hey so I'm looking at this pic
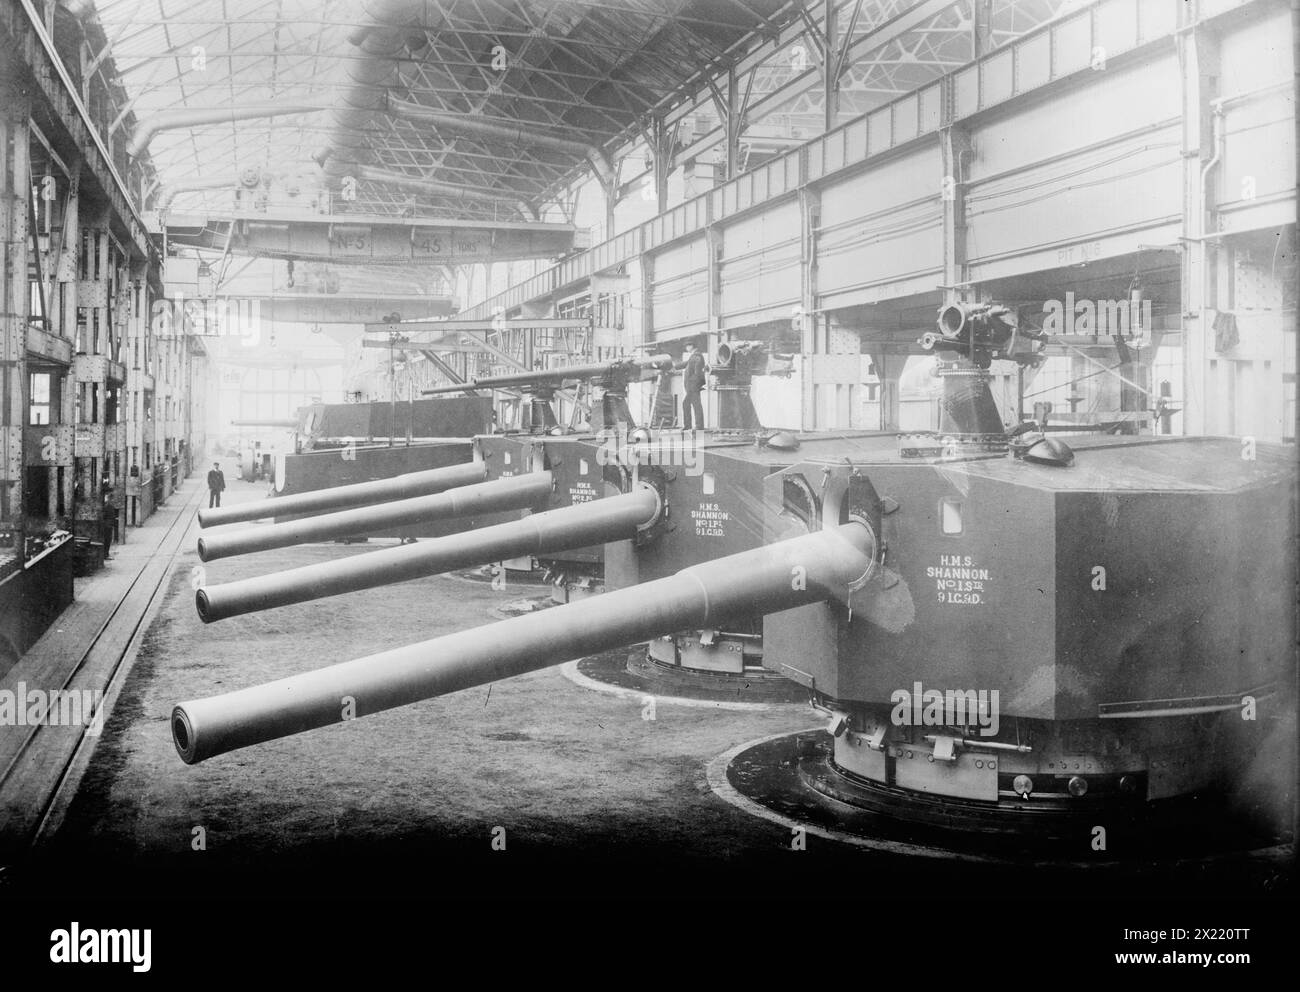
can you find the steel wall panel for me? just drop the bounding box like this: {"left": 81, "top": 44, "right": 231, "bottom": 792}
{"left": 649, "top": 237, "right": 709, "bottom": 338}
{"left": 1215, "top": 7, "right": 1294, "bottom": 223}
{"left": 815, "top": 145, "right": 943, "bottom": 308}
{"left": 718, "top": 200, "right": 801, "bottom": 328}
{"left": 965, "top": 56, "right": 1183, "bottom": 279}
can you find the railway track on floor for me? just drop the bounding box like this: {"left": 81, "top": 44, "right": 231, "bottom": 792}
{"left": 0, "top": 479, "right": 204, "bottom": 855}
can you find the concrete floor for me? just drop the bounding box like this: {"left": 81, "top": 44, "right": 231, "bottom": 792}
{"left": 10, "top": 480, "right": 1295, "bottom": 902}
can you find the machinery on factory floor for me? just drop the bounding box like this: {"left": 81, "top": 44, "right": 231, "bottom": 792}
{"left": 425, "top": 353, "right": 675, "bottom": 603}
{"left": 740, "top": 431, "right": 1292, "bottom": 855}
{"left": 194, "top": 339, "right": 851, "bottom": 698}
{"left": 432, "top": 342, "right": 795, "bottom": 604}
{"left": 253, "top": 357, "right": 667, "bottom": 546}
{"left": 261, "top": 397, "right": 492, "bottom": 540}
{"left": 178, "top": 302, "right": 1296, "bottom": 861}
{"left": 290, "top": 397, "right": 493, "bottom": 455}
{"left": 422, "top": 353, "right": 674, "bottom": 433}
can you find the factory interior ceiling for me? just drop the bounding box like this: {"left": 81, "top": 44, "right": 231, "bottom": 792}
{"left": 85, "top": 0, "right": 1072, "bottom": 224}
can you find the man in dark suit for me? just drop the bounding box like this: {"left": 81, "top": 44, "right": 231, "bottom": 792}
{"left": 207, "top": 462, "right": 226, "bottom": 508}
{"left": 101, "top": 484, "right": 117, "bottom": 560}
{"left": 682, "top": 342, "right": 707, "bottom": 430}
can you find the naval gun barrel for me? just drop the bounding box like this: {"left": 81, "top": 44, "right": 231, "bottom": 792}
{"left": 420, "top": 354, "right": 673, "bottom": 395}
{"left": 197, "top": 462, "right": 487, "bottom": 528}
{"left": 196, "top": 485, "right": 662, "bottom": 622}
{"left": 920, "top": 302, "right": 1041, "bottom": 367}
{"left": 713, "top": 340, "right": 794, "bottom": 377}
{"left": 196, "top": 471, "right": 553, "bottom": 562}
{"left": 172, "top": 522, "right": 873, "bottom": 763}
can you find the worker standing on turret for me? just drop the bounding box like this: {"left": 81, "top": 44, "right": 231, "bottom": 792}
{"left": 682, "top": 342, "right": 707, "bottom": 431}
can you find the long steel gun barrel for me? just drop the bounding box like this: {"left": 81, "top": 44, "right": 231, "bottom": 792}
{"left": 172, "top": 521, "right": 873, "bottom": 764}
{"left": 197, "top": 462, "right": 486, "bottom": 528}
{"left": 420, "top": 354, "right": 672, "bottom": 395}
{"left": 196, "top": 471, "right": 553, "bottom": 561}
{"left": 196, "top": 484, "right": 662, "bottom": 622}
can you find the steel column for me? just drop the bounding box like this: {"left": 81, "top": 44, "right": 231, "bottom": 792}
{"left": 1178, "top": 11, "right": 1222, "bottom": 435}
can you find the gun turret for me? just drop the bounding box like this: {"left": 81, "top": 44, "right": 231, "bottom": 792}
{"left": 921, "top": 303, "right": 1043, "bottom": 369}
{"left": 916, "top": 303, "right": 1046, "bottom": 443}
{"left": 421, "top": 355, "right": 674, "bottom": 432}
{"left": 710, "top": 340, "right": 796, "bottom": 431}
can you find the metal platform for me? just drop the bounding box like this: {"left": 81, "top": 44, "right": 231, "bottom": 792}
{"left": 717, "top": 730, "right": 1294, "bottom": 864}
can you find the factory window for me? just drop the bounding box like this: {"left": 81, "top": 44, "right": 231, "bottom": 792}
{"left": 940, "top": 499, "right": 963, "bottom": 535}
{"left": 28, "top": 372, "right": 51, "bottom": 425}
{"left": 237, "top": 367, "right": 322, "bottom": 422}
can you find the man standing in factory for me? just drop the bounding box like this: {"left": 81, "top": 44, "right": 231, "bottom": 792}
{"left": 207, "top": 462, "right": 226, "bottom": 509}
{"left": 100, "top": 483, "right": 117, "bottom": 561}
{"left": 682, "top": 341, "right": 708, "bottom": 431}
